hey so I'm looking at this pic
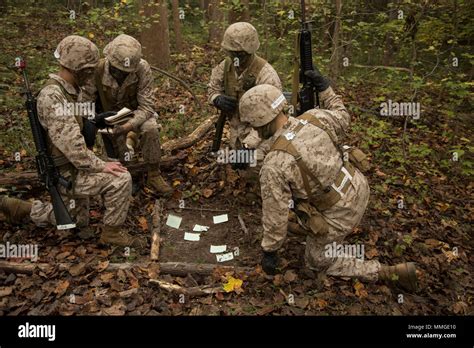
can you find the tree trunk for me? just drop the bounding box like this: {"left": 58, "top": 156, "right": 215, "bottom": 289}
{"left": 329, "top": 0, "right": 342, "bottom": 84}
{"left": 208, "top": 0, "right": 224, "bottom": 44}
{"left": 171, "top": 0, "right": 183, "bottom": 52}
{"left": 382, "top": 0, "right": 399, "bottom": 65}
{"left": 140, "top": 0, "right": 170, "bottom": 68}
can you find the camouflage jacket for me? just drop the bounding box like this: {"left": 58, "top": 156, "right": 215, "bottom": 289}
{"left": 37, "top": 74, "right": 106, "bottom": 172}
{"left": 259, "top": 87, "right": 369, "bottom": 252}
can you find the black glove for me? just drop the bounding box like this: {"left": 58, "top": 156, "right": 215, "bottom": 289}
{"left": 231, "top": 148, "right": 253, "bottom": 170}
{"left": 304, "top": 69, "right": 330, "bottom": 92}
{"left": 94, "top": 111, "right": 117, "bottom": 129}
{"left": 261, "top": 251, "right": 278, "bottom": 275}
{"left": 213, "top": 95, "right": 237, "bottom": 113}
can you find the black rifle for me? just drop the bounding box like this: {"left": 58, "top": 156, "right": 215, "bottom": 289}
{"left": 297, "top": 0, "right": 320, "bottom": 114}
{"left": 211, "top": 111, "right": 227, "bottom": 153}
{"left": 17, "top": 58, "right": 76, "bottom": 230}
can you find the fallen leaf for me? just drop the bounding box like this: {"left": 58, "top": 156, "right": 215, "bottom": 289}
{"left": 223, "top": 275, "right": 243, "bottom": 293}
{"left": 202, "top": 188, "right": 213, "bottom": 198}
{"left": 354, "top": 281, "right": 368, "bottom": 298}
{"left": 69, "top": 263, "right": 86, "bottom": 276}
{"left": 96, "top": 260, "right": 110, "bottom": 272}
{"left": 54, "top": 280, "right": 70, "bottom": 297}
{"left": 295, "top": 297, "right": 309, "bottom": 309}
{"left": 283, "top": 270, "right": 298, "bottom": 283}
{"left": 137, "top": 216, "right": 148, "bottom": 231}
{"left": 313, "top": 298, "right": 328, "bottom": 309}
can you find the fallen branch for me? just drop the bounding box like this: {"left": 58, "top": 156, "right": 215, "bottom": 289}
{"left": 148, "top": 279, "right": 221, "bottom": 297}
{"left": 352, "top": 63, "right": 412, "bottom": 73}
{"left": 0, "top": 115, "right": 217, "bottom": 188}
{"left": 150, "top": 199, "right": 162, "bottom": 261}
{"left": 0, "top": 261, "right": 253, "bottom": 277}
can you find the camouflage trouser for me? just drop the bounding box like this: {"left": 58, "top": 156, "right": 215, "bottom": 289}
{"left": 300, "top": 171, "right": 380, "bottom": 281}
{"left": 30, "top": 169, "right": 132, "bottom": 227}
{"left": 105, "top": 117, "right": 161, "bottom": 169}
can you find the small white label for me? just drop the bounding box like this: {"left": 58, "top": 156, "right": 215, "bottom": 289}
{"left": 284, "top": 132, "right": 296, "bottom": 141}
{"left": 210, "top": 245, "right": 227, "bottom": 253}
{"left": 213, "top": 214, "right": 228, "bottom": 224}
{"left": 193, "top": 224, "right": 209, "bottom": 232}
{"left": 184, "top": 232, "right": 200, "bottom": 241}
{"left": 216, "top": 252, "right": 234, "bottom": 262}
{"left": 271, "top": 94, "right": 285, "bottom": 109}
{"left": 166, "top": 214, "right": 182, "bottom": 229}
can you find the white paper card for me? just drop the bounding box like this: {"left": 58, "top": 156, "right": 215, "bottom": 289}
{"left": 213, "top": 214, "right": 228, "bottom": 224}
{"left": 166, "top": 214, "right": 182, "bottom": 229}
{"left": 184, "top": 232, "right": 200, "bottom": 241}
{"left": 216, "top": 252, "right": 234, "bottom": 262}
{"left": 193, "top": 224, "right": 209, "bottom": 232}
{"left": 210, "top": 245, "right": 227, "bottom": 253}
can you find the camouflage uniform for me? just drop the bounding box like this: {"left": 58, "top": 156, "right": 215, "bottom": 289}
{"left": 31, "top": 75, "right": 132, "bottom": 228}
{"left": 207, "top": 22, "right": 282, "bottom": 151}
{"left": 242, "top": 85, "right": 380, "bottom": 281}
{"left": 95, "top": 35, "right": 160, "bottom": 169}
{"left": 30, "top": 37, "right": 132, "bottom": 229}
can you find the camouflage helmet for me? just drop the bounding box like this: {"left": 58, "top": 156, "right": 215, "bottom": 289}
{"left": 239, "top": 84, "right": 287, "bottom": 127}
{"left": 54, "top": 35, "right": 99, "bottom": 71}
{"left": 104, "top": 34, "right": 142, "bottom": 72}
{"left": 221, "top": 22, "right": 260, "bottom": 54}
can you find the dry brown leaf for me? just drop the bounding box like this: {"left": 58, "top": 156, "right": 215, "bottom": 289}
{"left": 137, "top": 216, "right": 148, "bottom": 231}
{"left": 54, "top": 280, "right": 70, "bottom": 297}
{"left": 202, "top": 188, "right": 213, "bottom": 198}
{"left": 354, "top": 281, "right": 368, "bottom": 298}
{"left": 283, "top": 270, "right": 298, "bottom": 283}
{"left": 0, "top": 287, "right": 13, "bottom": 297}
{"left": 69, "top": 263, "right": 86, "bottom": 276}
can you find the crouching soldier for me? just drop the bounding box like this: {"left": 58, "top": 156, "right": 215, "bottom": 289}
{"left": 1, "top": 35, "right": 146, "bottom": 248}
{"left": 94, "top": 34, "right": 172, "bottom": 196}
{"left": 238, "top": 81, "right": 418, "bottom": 291}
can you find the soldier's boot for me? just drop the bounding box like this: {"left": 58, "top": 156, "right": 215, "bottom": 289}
{"left": 146, "top": 170, "right": 173, "bottom": 197}
{"left": 0, "top": 196, "right": 32, "bottom": 224}
{"left": 379, "top": 262, "right": 418, "bottom": 292}
{"left": 98, "top": 225, "right": 147, "bottom": 248}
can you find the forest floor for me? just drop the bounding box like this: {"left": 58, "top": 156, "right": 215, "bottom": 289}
{"left": 0, "top": 7, "right": 472, "bottom": 316}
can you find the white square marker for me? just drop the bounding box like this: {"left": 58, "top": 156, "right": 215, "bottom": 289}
{"left": 193, "top": 224, "right": 209, "bottom": 232}
{"left": 216, "top": 252, "right": 234, "bottom": 262}
{"left": 166, "top": 214, "right": 182, "bottom": 229}
{"left": 184, "top": 232, "right": 200, "bottom": 241}
{"left": 213, "top": 214, "right": 228, "bottom": 224}
{"left": 210, "top": 245, "right": 227, "bottom": 253}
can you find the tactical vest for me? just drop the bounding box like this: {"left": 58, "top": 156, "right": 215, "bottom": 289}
{"left": 39, "top": 79, "right": 83, "bottom": 169}
{"left": 269, "top": 112, "right": 357, "bottom": 211}
{"left": 95, "top": 59, "right": 139, "bottom": 112}
{"left": 223, "top": 54, "right": 267, "bottom": 101}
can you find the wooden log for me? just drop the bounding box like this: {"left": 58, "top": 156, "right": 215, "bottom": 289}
{"left": 148, "top": 279, "right": 221, "bottom": 297}
{"left": 150, "top": 199, "right": 162, "bottom": 261}
{"left": 0, "top": 260, "right": 252, "bottom": 277}
{"left": 0, "top": 115, "right": 217, "bottom": 188}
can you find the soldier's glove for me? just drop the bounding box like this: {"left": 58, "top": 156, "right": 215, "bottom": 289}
{"left": 94, "top": 111, "right": 117, "bottom": 129}
{"left": 113, "top": 122, "right": 134, "bottom": 136}
{"left": 231, "top": 147, "right": 253, "bottom": 170}
{"left": 261, "top": 251, "right": 278, "bottom": 275}
{"left": 304, "top": 69, "right": 330, "bottom": 93}
{"left": 213, "top": 95, "right": 238, "bottom": 113}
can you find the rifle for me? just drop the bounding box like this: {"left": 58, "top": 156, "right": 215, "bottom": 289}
{"left": 17, "top": 58, "right": 76, "bottom": 230}
{"left": 292, "top": 0, "right": 320, "bottom": 115}
{"left": 211, "top": 111, "right": 227, "bottom": 153}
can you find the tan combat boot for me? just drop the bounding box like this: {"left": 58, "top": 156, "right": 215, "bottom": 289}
{"left": 379, "top": 262, "right": 418, "bottom": 292}
{"left": 146, "top": 171, "right": 173, "bottom": 196}
{"left": 0, "top": 196, "right": 32, "bottom": 224}
{"left": 98, "top": 225, "right": 147, "bottom": 248}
